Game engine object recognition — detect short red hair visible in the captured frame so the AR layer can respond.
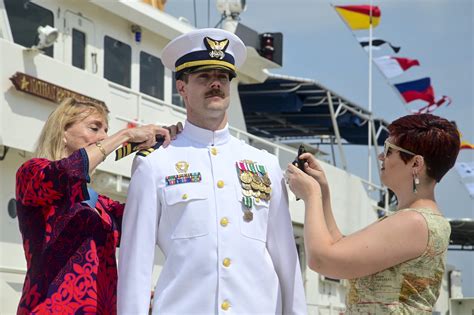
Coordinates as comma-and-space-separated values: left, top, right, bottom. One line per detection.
388, 114, 460, 182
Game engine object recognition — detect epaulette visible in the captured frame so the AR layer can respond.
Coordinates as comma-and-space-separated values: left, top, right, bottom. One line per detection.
136, 140, 164, 157
115, 139, 164, 161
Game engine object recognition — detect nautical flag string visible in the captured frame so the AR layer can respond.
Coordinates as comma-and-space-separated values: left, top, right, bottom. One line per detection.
357, 37, 401, 53
334, 5, 381, 30
373, 56, 420, 78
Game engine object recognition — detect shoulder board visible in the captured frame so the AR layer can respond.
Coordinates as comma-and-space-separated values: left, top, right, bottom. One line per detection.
136, 139, 165, 158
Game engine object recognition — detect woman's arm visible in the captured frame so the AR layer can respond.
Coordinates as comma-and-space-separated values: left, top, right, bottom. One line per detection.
286, 163, 429, 280
296, 153, 343, 241
84, 124, 173, 173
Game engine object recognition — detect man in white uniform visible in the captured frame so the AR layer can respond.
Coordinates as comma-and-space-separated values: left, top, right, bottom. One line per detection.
118, 28, 306, 315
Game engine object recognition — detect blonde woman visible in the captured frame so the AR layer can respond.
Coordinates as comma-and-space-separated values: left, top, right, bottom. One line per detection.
16, 98, 180, 314
286, 114, 460, 314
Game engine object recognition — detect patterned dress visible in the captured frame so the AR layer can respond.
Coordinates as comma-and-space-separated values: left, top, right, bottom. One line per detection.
346, 208, 451, 314
15, 149, 124, 314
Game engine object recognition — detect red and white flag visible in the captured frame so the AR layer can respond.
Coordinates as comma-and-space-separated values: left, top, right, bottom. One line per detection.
373, 56, 420, 78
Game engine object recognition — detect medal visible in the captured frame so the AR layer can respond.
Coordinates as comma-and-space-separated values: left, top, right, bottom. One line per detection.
240, 171, 253, 184
243, 210, 253, 222
237, 160, 274, 223
242, 196, 253, 222
252, 173, 262, 184
242, 183, 252, 190
262, 174, 271, 186
242, 188, 252, 197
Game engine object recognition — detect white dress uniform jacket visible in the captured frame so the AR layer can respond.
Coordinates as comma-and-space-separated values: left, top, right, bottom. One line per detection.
118, 121, 306, 314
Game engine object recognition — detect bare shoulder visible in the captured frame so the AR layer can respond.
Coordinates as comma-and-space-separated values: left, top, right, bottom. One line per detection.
378, 210, 429, 251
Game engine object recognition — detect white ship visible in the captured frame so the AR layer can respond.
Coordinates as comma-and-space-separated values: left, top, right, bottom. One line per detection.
0, 0, 471, 314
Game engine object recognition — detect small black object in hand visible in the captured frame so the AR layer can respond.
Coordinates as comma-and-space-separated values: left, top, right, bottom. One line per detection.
293, 144, 307, 172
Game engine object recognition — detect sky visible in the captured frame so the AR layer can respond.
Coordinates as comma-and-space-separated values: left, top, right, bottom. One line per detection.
165, 0, 474, 295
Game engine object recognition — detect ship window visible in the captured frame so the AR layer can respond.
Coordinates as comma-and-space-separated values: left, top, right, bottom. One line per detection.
104, 36, 131, 88
140, 51, 164, 100
72, 29, 86, 70
172, 73, 185, 108
4, 0, 54, 57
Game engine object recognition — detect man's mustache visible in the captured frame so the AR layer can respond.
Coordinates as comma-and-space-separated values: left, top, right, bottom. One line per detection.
205, 89, 225, 98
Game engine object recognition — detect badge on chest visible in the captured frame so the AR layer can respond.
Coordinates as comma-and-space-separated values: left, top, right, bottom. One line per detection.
165, 160, 202, 186
236, 160, 272, 222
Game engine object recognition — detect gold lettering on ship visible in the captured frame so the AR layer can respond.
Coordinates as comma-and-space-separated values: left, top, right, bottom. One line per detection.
9, 72, 104, 106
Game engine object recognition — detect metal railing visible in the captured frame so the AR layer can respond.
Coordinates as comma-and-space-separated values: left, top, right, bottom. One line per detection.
108, 81, 389, 211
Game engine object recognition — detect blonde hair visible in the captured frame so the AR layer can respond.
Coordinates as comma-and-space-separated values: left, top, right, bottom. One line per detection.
35, 97, 109, 160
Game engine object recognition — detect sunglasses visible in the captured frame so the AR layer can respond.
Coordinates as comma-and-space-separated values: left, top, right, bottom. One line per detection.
383, 140, 416, 158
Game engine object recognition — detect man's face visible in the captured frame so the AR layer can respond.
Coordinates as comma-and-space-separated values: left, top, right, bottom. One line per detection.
177, 69, 231, 121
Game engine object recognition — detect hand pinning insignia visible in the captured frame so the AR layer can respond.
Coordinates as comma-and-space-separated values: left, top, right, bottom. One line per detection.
115, 138, 164, 160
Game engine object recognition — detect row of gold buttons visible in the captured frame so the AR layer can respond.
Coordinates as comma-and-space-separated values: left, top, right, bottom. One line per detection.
213, 147, 231, 311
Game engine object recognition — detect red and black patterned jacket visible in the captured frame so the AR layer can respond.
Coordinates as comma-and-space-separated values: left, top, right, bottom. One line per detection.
15, 149, 124, 315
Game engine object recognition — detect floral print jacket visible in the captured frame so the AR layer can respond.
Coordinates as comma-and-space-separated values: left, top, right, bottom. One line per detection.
16, 149, 124, 314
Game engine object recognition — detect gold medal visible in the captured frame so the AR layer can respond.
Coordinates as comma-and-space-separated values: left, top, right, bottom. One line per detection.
242, 183, 252, 190
240, 171, 253, 184
262, 174, 271, 186
251, 181, 260, 191
253, 190, 261, 198
252, 173, 262, 184
265, 186, 272, 194
243, 210, 253, 222
242, 188, 252, 197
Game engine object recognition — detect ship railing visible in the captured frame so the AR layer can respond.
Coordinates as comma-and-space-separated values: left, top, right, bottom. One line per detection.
108, 81, 389, 211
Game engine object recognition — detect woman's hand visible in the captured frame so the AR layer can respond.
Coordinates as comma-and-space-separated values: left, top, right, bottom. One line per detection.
163, 122, 184, 140
127, 121, 183, 150
299, 153, 328, 188
286, 163, 322, 201
127, 125, 168, 150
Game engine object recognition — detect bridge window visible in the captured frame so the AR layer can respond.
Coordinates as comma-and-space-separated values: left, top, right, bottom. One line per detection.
4, 0, 54, 57
104, 36, 131, 88
72, 29, 86, 70
140, 51, 164, 100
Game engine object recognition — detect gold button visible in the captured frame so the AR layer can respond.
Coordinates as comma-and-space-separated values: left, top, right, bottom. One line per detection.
181, 193, 188, 200
221, 300, 231, 311
223, 258, 231, 267
220, 217, 229, 227
217, 180, 224, 188
211, 147, 218, 155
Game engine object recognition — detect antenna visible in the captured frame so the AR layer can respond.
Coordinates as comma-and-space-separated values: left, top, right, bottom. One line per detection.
215, 0, 246, 32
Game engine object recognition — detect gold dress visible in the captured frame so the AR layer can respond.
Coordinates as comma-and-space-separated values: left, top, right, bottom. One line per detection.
346, 208, 451, 314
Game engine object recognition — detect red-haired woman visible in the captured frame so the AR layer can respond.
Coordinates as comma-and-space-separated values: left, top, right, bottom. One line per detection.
285, 114, 460, 314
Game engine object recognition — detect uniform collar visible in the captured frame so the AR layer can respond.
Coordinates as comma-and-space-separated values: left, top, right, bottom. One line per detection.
182, 120, 231, 146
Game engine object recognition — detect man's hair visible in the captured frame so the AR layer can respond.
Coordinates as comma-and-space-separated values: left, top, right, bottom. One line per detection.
388, 113, 460, 182
35, 97, 109, 160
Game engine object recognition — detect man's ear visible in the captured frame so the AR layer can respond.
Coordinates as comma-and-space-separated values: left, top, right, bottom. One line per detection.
176, 80, 186, 96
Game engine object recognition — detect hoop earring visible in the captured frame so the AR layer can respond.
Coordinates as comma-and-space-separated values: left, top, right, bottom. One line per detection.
412, 172, 420, 193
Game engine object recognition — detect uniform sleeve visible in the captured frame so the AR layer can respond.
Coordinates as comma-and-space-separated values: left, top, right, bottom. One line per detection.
118, 156, 160, 314
266, 156, 307, 314
16, 149, 90, 209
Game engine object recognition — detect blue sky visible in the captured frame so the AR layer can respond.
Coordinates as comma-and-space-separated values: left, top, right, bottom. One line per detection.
166, 0, 473, 295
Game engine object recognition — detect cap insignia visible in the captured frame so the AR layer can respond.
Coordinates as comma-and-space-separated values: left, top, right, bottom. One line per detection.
204, 37, 229, 60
